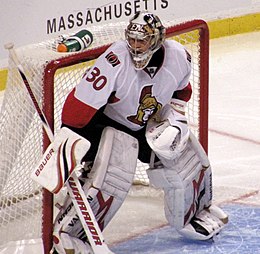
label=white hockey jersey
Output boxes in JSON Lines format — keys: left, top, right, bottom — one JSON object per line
{"left": 69, "top": 39, "right": 191, "bottom": 131}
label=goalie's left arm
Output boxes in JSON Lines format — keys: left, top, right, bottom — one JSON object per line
{"left": 146, "top": 97, "right": 190, "bottom": 162}
{"left": 146, "top": 100, "right": 228, "bottom": 240}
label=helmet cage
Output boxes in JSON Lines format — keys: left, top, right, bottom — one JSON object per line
{"left": 125, "top": 30, "right": 158, "bottom": 68}
{"left": 125, "top": 11, "right": 166, "bottom": 70}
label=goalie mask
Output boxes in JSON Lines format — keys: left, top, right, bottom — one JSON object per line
{"left": 125, "top": 11, "right": 166, "bottom": 70}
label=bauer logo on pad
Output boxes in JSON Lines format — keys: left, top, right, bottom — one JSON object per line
{"left": 31, "top": 127, "right": 90, "bottom": 193}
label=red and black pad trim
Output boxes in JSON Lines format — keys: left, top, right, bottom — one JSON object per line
{"left": 52, "top": 138, "right": 81, "bottom": 194}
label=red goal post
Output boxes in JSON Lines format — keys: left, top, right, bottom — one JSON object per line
{"left": 0, "top": 19, "right": 209, "bottom": 253}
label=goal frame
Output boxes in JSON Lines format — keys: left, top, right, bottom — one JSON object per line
{"left": 40, "top": 19, "right": 209, "bottom": 253}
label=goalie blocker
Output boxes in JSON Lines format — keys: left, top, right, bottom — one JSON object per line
{"left": 31, "top": 127, "right": 91, "bottom": 193}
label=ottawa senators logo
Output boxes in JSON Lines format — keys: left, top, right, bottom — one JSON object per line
{"left": 105, "top": 51, "right": 121, "bottom": 67}
{"left": 127, "top": 85, "right": 162, "bottom": 126}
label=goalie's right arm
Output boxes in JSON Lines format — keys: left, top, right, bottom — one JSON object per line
{"left": 61, "top": 88, "right": 97, "bottom": 128}
{"left": 31, "top": 127, "right": 91, "bottom": 193}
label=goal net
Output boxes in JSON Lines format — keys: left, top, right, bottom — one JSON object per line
{"left": 0, "top": 19, "right": 209, "bottom": 253}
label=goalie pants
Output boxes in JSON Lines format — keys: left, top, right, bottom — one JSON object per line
{"left": 62, "top": 109, "right": 156, "bottom": 164}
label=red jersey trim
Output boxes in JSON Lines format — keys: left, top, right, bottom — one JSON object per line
{"left": 172, "top": 82, "right": 192, "bottom": 102}
{"left": 61, "top": 88, "right": 97, "bottom": 128}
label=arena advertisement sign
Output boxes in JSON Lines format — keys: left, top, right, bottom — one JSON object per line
{"left": 46, "top": 0, "right": 169, "bottom": 34}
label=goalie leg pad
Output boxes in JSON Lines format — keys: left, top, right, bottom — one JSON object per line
{"left": 83, "top": 126, "right": 139, "bottom": 230}
{"left": 52, "top": 231, "right": 93, "bottom": 254}
{"left": 52, "top": 193, "right": 94, "bottom": 253}
{"left": 147, "top": 132, "right": 228, "bottom": 240}
{"left": 147, "top": 132, "right": 213, "bottom": 230}
{"left": 53, "top": 127, "right": 139, "bottom": 245}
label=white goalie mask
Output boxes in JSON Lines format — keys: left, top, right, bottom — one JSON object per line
{"left": 125, "top": 11, "right": 166, "bottom": 70}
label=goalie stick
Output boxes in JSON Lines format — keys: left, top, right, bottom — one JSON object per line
{"left": 4, "top": 42, "right": 114, "bottom": 254}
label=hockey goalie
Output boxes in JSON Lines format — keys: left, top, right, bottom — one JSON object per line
{"left": 32, "top": 11, "right": 228, "bottom": 253}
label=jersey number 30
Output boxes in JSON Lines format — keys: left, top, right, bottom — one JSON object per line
{"left": 85, "top": 67, "right": 107, "bottom": 91}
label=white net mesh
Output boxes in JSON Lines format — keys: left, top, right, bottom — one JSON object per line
{"left": 0, "top": 20, "right": 208, "bottom": 248}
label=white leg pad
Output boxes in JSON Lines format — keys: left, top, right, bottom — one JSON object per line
{"left": 53, "top": 126, "right": 139, "bottom": 246}
{"left": 52, "top": 231, "right": 93, "bottom": 254}
{"left": 147, "top": 132, "right": 228, "bottom": 240}
{"left": 147, "top": 132, "right": 213, "bottom": 228}
{"left": 83, "top": 127, "right": 139, "bottom": 229}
